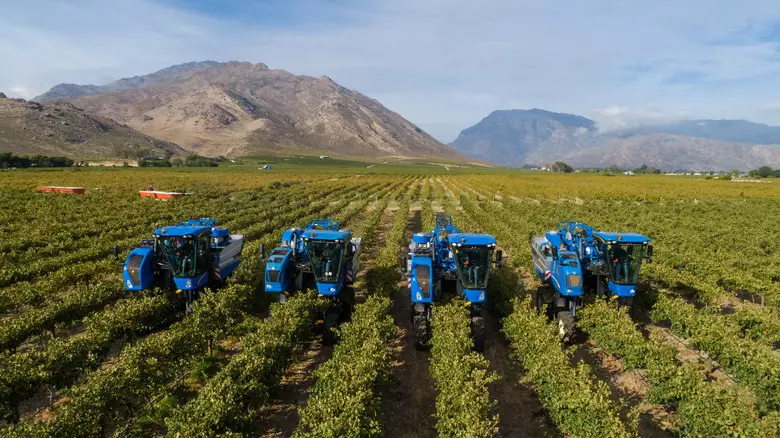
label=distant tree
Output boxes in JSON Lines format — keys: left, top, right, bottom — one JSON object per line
{"left": 731, "top": 169, "right": 740, "bottom": 176}
{"left": 757, "top": 166, "right": 773, "bottom": 178}
{"left": 632, "top": 164, "right": 648, "bottom": 174}
{"left": 171, "top": 158, "right": 184, "bottom": 167}
{"left": 773, "top": 169, "right": 780, "bottom": 178}
{"left": 607, "top": 164, "right": 623, "bottom": 174}
{"left": 552, "top": 161, "right": 573, "bottom": 173}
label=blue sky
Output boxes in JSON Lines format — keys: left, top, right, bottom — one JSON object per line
{"left": 3, "top": 0, "right": 780, "bottom": 142}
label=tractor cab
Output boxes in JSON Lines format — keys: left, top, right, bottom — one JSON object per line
{"left": 303, "top": 229, "right": 355, "bottom": 296}
{"left": 155, "top": 224, "right": 213, "bottom": 291}
{"left": 594, "top": 232, "right": 653, "bottom": 297}
{"left": 448, "top": 233, "right": 499, "bottom": 303}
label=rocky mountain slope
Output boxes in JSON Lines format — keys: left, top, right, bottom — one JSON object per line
{"left": 34, "top": 61, "right": 220, "bottom": 101}
{"left": 38, "top": 62, "right": 458, "bottom": 159}
{"left": 0, "top": 95, "right": 183, "bottom": 159}
{"left": 451, "top": 109, "right": 780, "bottom": 170}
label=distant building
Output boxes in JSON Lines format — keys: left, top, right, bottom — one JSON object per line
{"left": 319, "top": 155, "right": 330, "bottom": 159}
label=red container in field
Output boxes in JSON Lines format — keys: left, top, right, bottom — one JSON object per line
{"left": 37, "top": 186, "right": 86, "bottom": 194}
{"left": 139, "top": 190, "right": 184, "bottom": 200}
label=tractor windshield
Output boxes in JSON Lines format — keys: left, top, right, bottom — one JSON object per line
{"left": 607, "top": 244, "right": 645, "bottom": 285}
{"left": 160, "top": 236, "right": 208, "bottom": 278}
{"left": 308, "top": 240, "right": 344, "bottom": 284}
{"left": 454, "top": 245, "right": 493, "bottom": 289}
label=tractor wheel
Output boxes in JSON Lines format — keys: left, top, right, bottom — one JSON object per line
{"left": 341, "top": 287, "right": 356, "bottom": 323}
{"left": 535, "top": 290, "right": 546, "bottom": 313}
{"left": 413, "top": 314, "right": 431, "bottom": 350}
{"left": 471, "top": 316, "right": 486, "bottom": 352}
{"left": 556, "top": 311, "right": 575, "bottom": 342}
{"left": 322, "top": 308, "right": 339, "bottom": 346}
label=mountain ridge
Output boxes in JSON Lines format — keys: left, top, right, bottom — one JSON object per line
{"left": 36, "top": 61, "right": 461, "bottom": 160}
{"left": 450, "top": 109, "right": 780, "bottom": 170}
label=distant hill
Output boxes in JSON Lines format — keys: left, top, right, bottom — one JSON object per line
{"left": 0, "top": 96, "right": 184, "bottom": 159}
{"left": 610, "top": 119, "right": 780, "bottom": 145}
{"left": 450, "top": 108, "right": 780, "bottom": 170}
{"left": 35, "top": 61, "right": 461, "bottom": 160}
{"left": 449, "top": 109, "right": 597, "bottom": 166}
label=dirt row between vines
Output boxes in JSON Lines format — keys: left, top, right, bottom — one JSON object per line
{"left": 257, "top": 203, "right": 396, "bottom": 437}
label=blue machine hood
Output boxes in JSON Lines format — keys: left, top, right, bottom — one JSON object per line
{"left": 594, "top": 232, "right": 650, "bottom": 244}
{"left": 448, "top": 233, "right": 497, "bottom": 246}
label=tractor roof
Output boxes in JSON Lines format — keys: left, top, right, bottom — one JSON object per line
{"left": 304, "top": 229, "right": 351, "bottom": 241}
{"left": 448, "top": 233, "right": 497, "bottom": 246}
{"left": 155, "top": 225, "right": 212, "bottom": 238}
{"left": 594, "top": 232, "right": 650, "bottom": 244}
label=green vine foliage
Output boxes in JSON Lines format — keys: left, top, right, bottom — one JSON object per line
{"left": 430, "top": 301, "right": 498, "bottom": 437}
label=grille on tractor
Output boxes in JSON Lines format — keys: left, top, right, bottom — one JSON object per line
{"left": 566, "top": 274, "right": 582, "bottom": 287}
{"left": 127, "top": 255, "right": 144, "bottom": 286}
{"left": 267, "top": 270, "right": 281, "bottom": 282}
{"left": 416, "top": 265, "right": 431, "bottom": 299}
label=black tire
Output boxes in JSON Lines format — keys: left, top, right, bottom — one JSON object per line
{"left": 535, "top": 289, "right": 546, "bottom": 313}
{"left": 471, "top": 316, "right": 486, "bottom": 352}
{"left": 556, "top": 310, "right": 575, "bottom": 341}
{"left": 341, "top": 287, "right": 356, "bottom": 322}
{"left": 322, "top": 308, "right": 339, "bottom": 346}
{"left": 413, "top": 314, "right": 430, "bottom": 350}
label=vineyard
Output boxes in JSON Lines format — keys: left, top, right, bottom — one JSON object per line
{"left": 0, "top": 164, "right": 779, "bottom": 437}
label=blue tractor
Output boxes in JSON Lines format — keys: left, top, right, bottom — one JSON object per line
{"left": 532, "top": 221, "right": 653, "bottom": 338}
{"left": 403, "top": 213, "right": 502, "bottom": 351}
{"left": 263, "top": 218, "right": 361, "bottom": 345}
{"left": 123, "top": 218, "right": 245, "bottom": 313}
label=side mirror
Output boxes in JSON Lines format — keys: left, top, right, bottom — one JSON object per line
{"left": 551, "top": 247, "right": 559, "bottom": 259}
{"left": 495, "top": 249, "right": 503, "bottom": 268}
{"left": 646, "top": 244, "right": 654, "bottom": 258}
{"left": 401, "top": 256, "right": 408, "bottom": 273}
{"left": 260, "top": 243, "right": 266, "bottom": 261}
{"left": 113, "top": 245, "right": 119, "bottom": 261}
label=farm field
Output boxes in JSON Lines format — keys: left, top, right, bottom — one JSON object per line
{"left": 0, "top": 162, "right": 779, "bottom": 437}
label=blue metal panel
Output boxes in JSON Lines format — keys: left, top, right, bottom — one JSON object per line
{"left": 463, "top": 288, "right": 487, "bottom": 303}
{"left": 594, "top": 232, "right": 650, "bottom": 244}
{"left": 305, "top": 230, "right": 351, "bottom": 241}
{"left": 608, "top": 281, "right": 637, "bottom": 297}
{"left": 411, "top": 256, "right": 434, "bottom": 303}
{"left": 123, "top": 247, "right": 154, "bottom": 291}
{"left": 173, "top": 272, "right": 209, "bottom": 291}
{"left": 316, "top": 281, "right": 342, "bottom": 296}
{"left": 211, "top": 227, "right": 229, "bottom": 238}
{"left": 447, "top": 233, "right": 496, "bottom": 246}
{"left": 154, "top": 225, "right": 212, "bottom": 238}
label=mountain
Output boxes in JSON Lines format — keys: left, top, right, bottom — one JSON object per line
{"left": 37, "top": 61, "right": 457, "bottom": 160}
{"left": 451, "top": 109, "right": 780, "bottom": 170}
{"left": 613, "top": 119, "right": 780, "bottom": 145}
{"left": 449, "top": 109, "right": 597, "bottom": 166}
{"left": 565, "top": 133, "right": 780, "bottom": 171}
{"left": 33, "top": 61, "right": 220, "bottom": 101}
{"left": 0, "top": 95, "right": 184, "bottom": 159}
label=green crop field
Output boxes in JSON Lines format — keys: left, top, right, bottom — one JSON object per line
{"left": 0, "top": 161, "right": 779, "bottom": 437}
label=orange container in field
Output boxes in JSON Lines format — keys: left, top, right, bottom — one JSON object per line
{"left": 139, "top": 190, "right": 185, "bottom": 200}
{"left": 37, "top": 186, "right": 86, "bottom": 194}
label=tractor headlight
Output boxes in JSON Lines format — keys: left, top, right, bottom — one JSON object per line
{"left": 329, "top": 287, "right": 336, "bottom": 292}
{"left": 266, "top": 284, "right": 271, "bottom": 289}
{"left": 630, "top": 289, "right": 635, "bottom": 295}
{"left": 416, "top": 292, "right": 422, "bottom": 301}
{"left": 185, "top": 280, "right": 192, "bottom": 288}
{"left": 126, "top": 279, "right": 132, "bottom": 288}
{"left": 479, "top": 291, "right": 485, "bottom": 301}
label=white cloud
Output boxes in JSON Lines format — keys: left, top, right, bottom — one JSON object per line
{"left": 3, "top": 0, "right": 780, "bottom": 140}
{"left": 591, "top": 106, "right": 690, "bottom": 132}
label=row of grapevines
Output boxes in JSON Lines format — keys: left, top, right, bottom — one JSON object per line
{"left": 1, "top": 285, "right": 255, "bottom": 437}
{"left": 503, "top": 297, "right": 634, "bottom": 437}
{"left": 429, "top": 301, "right": 498, "bottom": 436}
{"left": 295, "top": 295, "right": 395, "bottom": 437}
{"left": 579, "top": 300, "right": 780, "bottom": 436}
{"left": 0, "top": 187, "right": 334, "bottom": 351}
{"left": 367, "top": 196, "right": 411, "bottom": 298}
{"left": 651, "top": 293, "right": 780, "bottom": 411}
{"left": 0, "top": 293, "right": 177, "bottom": 423}
{"left": 163, "top": 293, "right": 324, "bottom": 436}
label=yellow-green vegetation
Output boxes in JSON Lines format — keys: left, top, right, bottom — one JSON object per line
{"left": 0, "top": 164, "right": 778, "bottom": 436}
